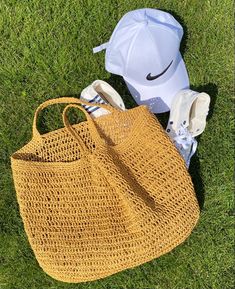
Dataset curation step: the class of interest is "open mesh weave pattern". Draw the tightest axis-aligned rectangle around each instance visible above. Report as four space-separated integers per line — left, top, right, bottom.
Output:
11 97 199 283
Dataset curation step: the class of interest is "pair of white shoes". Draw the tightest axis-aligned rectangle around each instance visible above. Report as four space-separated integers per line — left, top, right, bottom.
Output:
80 81 210 168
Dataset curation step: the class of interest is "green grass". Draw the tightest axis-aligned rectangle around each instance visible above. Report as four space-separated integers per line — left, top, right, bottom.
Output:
0 0 234 288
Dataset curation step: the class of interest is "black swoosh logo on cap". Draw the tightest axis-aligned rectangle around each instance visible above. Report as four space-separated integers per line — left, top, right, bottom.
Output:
146 60 173 81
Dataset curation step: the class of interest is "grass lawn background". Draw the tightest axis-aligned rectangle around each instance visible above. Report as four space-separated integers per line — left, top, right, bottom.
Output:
0 0 234 289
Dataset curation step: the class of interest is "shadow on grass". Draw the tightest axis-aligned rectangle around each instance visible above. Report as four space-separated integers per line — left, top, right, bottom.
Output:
161 10 189 57
189 83 218 209
165 10 219 208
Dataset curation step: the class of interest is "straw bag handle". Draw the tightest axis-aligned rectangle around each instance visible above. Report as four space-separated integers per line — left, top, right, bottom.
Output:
32 97 117 151
62 103 107 153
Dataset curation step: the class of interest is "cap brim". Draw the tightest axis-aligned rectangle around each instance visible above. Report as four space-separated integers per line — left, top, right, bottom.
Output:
124 53 189 113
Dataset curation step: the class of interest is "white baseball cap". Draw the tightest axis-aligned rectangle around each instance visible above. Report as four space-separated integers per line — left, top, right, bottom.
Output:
93 8 189 113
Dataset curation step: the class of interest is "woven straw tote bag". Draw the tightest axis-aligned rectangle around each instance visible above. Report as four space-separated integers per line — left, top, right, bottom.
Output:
11 97 199 283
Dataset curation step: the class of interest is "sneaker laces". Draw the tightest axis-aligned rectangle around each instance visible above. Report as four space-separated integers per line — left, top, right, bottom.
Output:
173 126 196 151
173 126 197 167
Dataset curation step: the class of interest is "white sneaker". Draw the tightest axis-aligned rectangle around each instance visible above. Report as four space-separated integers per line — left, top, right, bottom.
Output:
80 80 125 118
166 89 210 167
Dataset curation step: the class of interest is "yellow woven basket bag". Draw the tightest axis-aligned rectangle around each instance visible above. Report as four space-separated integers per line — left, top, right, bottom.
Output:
11 97 199 283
